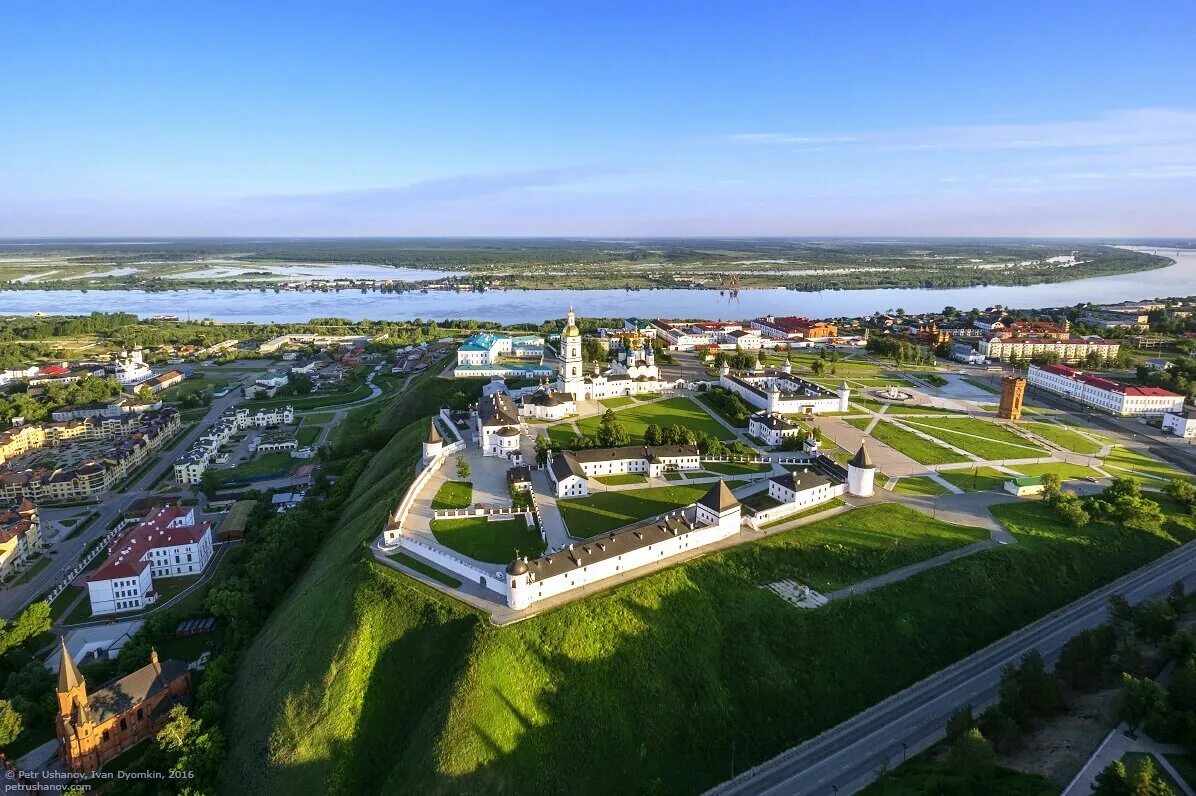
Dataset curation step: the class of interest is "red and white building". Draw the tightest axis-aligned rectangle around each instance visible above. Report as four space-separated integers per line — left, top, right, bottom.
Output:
1027 364 1186 417
86 506 214 616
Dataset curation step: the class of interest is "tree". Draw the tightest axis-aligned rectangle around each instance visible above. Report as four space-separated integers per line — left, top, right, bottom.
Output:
597 410 630 447
0 699 22 747
1057 626 1115 690
1120 673 1165 733
1134 600 1178 644
643 423 662 446
156 704 224 788
456 457 471 481
136 384 154 400
945 705 974 741
200 469 221 499
1170 580 1187 611
290 372 314 394
1166 630 1196 662
1164 479 1196 510
949 728 995 781
1128 755 1174 796
1168 657 1196 714
534 435 551 467
1092 760 1132 796
1040 472 1062 499
0 601 51 656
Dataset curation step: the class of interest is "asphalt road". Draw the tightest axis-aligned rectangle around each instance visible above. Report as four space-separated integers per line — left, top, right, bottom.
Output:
0 392 243 620
709 541 1196 796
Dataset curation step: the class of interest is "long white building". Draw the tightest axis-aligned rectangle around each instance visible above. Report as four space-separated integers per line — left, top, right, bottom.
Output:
504 481 742 610
547 444 701 497
719 361 849 416
86 506 214 616
1027 364 1185 416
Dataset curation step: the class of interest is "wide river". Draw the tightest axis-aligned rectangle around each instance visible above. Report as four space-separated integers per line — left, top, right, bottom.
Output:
0 248 1192 324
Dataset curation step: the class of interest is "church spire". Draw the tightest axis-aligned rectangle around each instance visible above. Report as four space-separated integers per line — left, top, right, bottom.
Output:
57 636 84 694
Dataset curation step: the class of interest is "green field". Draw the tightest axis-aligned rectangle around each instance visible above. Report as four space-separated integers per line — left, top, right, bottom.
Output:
899 417 1048 461
594 473 648 486
218 451 293 482
296 426 321 447
159 375 234 402
1104 446 1192 485
301 411 337 425
891 476 950 497
546 422 579 448
1011 461 1104 481
938 466 1011 492
882 403 965 416
573 397 735 443
431 480 473 510
848 418 970 466
388 552 463 588
222 416 1196 796
430 515 542 564
758 497 846 529
557 483 713 537
599 396 635 409
1020 420 1103 455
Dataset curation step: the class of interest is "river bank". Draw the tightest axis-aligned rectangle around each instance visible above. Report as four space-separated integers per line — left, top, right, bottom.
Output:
0 249 1190 324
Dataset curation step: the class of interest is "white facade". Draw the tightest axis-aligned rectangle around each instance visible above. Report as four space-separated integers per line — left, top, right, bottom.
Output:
719 365 847 416
748 413 803 447
111 349 153 385
505 483 742 610
87 506 214 616
1027 364 1185 417
1163 409 1196 439
174 405 295 484
456 332 545 367
979 336 1120 363
846 444 876 497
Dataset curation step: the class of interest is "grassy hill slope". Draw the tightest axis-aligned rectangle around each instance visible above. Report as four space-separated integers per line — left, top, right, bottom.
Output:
223 451 1196 796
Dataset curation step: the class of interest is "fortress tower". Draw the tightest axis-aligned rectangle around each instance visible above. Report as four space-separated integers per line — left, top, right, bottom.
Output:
847 442 876 497
422 419 444 464
837 381 851 413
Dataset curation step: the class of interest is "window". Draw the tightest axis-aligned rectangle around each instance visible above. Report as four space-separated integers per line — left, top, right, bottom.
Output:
119 718 127 732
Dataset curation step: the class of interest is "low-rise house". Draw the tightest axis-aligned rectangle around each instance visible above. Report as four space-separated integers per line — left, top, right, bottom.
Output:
1004 476 1045 497
1163 408 1196 439
748 412 803 447
0 500 40 578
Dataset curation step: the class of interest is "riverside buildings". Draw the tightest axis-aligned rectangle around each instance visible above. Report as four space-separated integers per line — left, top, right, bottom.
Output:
1027 364 1185 416
173 406 294 484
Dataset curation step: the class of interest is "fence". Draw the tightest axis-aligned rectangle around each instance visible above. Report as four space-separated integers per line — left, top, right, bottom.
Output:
396 537 507 597
43 525 125 606
432 506 534 524
384 438 465 544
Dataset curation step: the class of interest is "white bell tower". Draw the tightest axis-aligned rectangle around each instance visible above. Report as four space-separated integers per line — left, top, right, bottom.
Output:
558 306 586 400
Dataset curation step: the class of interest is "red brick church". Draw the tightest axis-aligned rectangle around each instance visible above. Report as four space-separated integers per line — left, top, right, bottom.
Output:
55 637 192 772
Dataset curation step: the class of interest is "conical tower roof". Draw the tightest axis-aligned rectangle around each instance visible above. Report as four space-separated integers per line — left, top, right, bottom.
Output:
699 481 739 513
425 419 443 444
849 442 874 469
57 636 84 693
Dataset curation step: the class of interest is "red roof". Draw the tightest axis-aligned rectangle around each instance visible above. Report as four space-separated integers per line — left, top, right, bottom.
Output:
88 506 210 582
38 365 69 376
1036 364 1181 398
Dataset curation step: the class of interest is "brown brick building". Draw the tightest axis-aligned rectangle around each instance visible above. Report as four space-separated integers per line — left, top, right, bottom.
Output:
55 637 192 772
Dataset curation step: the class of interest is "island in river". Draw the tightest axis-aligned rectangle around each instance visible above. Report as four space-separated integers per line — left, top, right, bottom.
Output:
0 238 1180 294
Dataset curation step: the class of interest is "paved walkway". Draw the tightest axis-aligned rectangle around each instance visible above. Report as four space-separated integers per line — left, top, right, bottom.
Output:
826 539 999 601
1063 724 1194 795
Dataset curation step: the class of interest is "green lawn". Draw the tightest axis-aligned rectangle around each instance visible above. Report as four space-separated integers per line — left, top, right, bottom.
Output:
301 411 337 425
1165 754 1196 791
388 551 463 588
1011 461 1104 481
663 472 684 481
1020 420 1103 455
899 417 1048 461
296 426 321 447
222 416 1196 796
848 418 970 465
595 474 648 486
702 460 772 475
632 393 661 401
938 466 1011 492
159 376 233 403
758 497 846 528
8 555 52 585
430 515 543 563
599 397 636 409
574 397 736 442
247 381 373 410
546 422 579 448
1104 446 1192 485
218 451 293 482
557 483 713 537
892 476 950 497
863 759 1055 795
882 403 965 416
431 481 473 510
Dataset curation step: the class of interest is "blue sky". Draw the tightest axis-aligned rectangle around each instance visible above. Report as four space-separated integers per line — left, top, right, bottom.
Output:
2 1 1195 236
